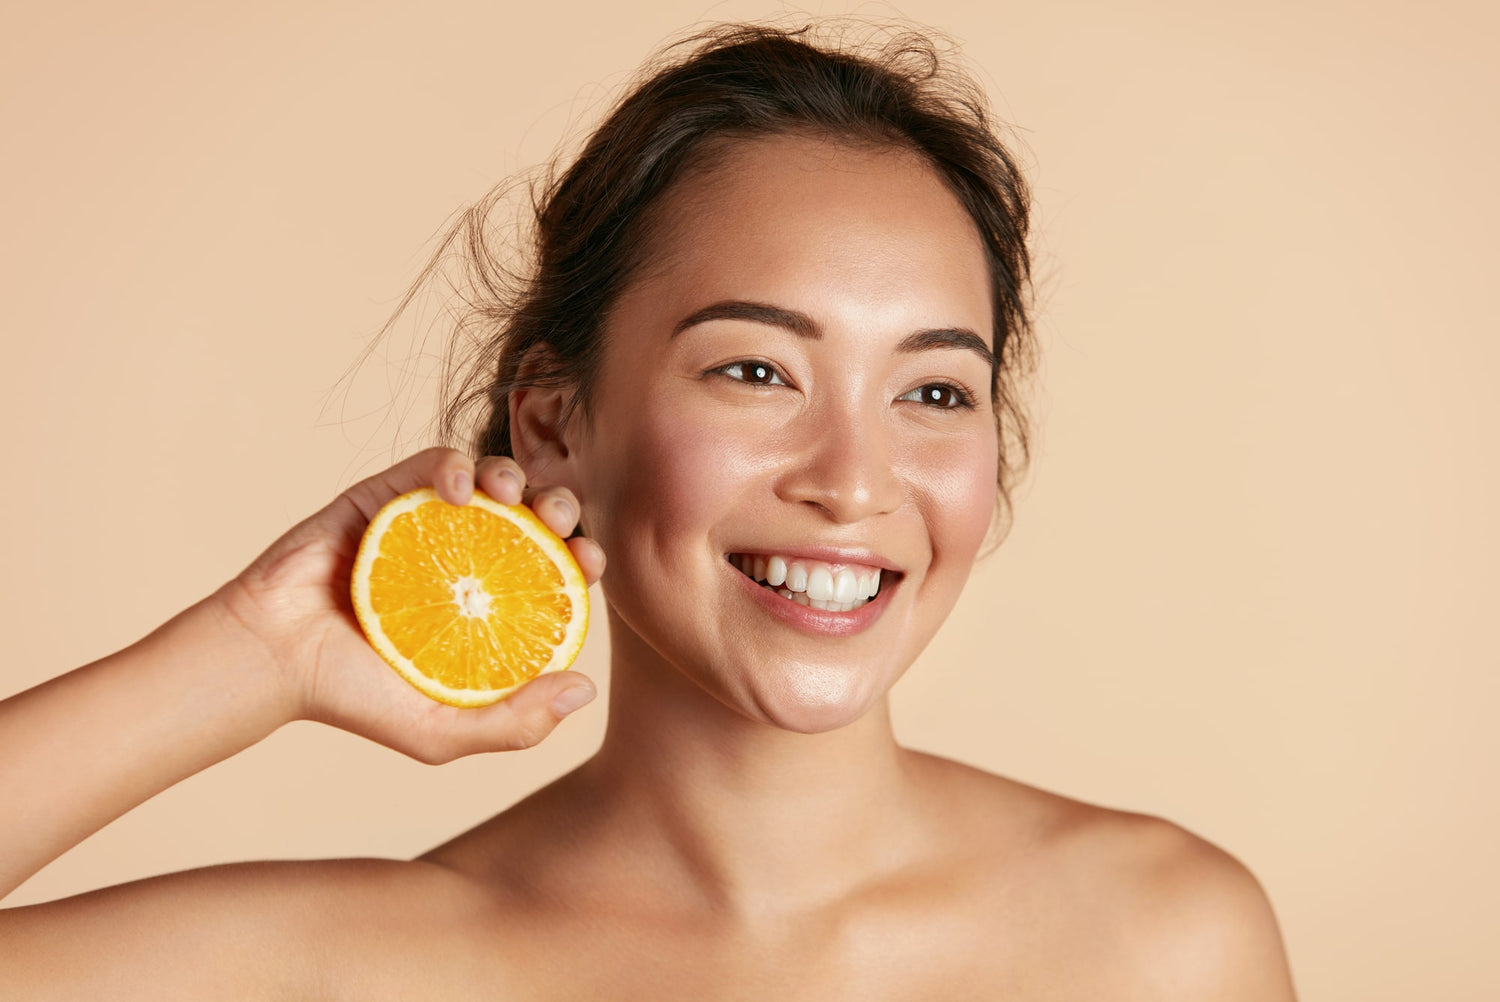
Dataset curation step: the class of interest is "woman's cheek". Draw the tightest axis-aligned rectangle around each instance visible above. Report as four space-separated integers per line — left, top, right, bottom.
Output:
909 429 1000 557
610 399 779 546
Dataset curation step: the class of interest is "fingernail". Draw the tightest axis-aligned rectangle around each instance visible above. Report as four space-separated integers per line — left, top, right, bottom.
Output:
553 497 576 523
551 683 595 717
498 469 522 501
453 470 471 498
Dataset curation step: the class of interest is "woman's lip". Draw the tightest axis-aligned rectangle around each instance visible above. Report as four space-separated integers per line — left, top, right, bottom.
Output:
728 559 897 637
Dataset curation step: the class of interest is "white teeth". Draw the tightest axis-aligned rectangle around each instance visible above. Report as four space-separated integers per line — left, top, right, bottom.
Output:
806 566 834 602
766 555 788 587
735 553 890 612
834 569 858 604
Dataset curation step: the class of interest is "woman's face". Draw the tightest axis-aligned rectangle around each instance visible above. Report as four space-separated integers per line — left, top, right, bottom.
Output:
564 133 999 733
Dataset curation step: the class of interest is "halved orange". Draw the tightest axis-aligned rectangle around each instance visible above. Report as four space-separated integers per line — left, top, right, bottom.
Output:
350 487 589 707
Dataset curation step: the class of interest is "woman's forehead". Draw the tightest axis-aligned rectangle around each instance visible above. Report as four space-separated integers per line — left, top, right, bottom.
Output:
622 133 994 343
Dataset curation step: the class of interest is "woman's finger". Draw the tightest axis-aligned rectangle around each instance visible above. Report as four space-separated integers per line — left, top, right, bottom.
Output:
342 447 474 519
567 536 606 586
415 670 597 760
475 455 527 506
525 486 581 539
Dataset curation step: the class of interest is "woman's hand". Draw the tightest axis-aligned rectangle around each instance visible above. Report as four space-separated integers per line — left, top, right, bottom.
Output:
215 447 605 764
0 447 601 901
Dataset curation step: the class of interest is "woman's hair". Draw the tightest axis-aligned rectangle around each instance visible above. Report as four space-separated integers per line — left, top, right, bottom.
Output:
427 21 1036 517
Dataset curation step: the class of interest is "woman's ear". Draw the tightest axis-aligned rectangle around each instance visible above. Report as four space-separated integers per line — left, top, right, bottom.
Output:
507 348 579 484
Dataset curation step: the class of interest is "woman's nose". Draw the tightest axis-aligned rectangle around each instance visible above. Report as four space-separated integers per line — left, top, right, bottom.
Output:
775 404 904 523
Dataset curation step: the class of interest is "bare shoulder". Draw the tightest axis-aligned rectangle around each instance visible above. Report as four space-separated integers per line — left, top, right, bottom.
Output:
912 754 1298 1000
0 856 499 1000
1069 808 1298 999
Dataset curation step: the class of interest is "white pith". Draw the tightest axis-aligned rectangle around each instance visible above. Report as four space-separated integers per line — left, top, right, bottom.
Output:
451 575 493 618
728 553 886 613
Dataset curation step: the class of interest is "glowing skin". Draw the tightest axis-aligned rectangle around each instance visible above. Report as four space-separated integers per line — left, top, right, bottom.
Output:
543 134 999 734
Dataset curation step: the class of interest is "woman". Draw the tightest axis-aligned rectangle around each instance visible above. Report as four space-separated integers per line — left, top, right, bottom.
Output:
0 23 1296 998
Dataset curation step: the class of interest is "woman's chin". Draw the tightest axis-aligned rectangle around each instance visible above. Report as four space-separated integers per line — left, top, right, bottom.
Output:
741 667 887 734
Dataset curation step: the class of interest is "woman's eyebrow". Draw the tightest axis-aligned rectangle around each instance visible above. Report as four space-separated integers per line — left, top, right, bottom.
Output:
895 328 995 368
672 300 820 338
672 299 994 367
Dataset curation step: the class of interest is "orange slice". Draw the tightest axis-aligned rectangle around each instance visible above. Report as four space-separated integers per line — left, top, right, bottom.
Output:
350 487 589 707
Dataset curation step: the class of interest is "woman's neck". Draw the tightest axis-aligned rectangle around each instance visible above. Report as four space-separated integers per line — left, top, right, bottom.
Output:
572 620 930 920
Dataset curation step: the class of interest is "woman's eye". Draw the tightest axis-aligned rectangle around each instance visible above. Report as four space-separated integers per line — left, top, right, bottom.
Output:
899 383 976 409
716 361 786 386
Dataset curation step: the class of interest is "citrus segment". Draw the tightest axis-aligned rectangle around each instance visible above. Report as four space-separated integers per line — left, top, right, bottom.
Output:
350 487 589 706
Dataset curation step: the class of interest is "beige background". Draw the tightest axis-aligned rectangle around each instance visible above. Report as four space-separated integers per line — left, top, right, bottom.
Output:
2 0 1496 996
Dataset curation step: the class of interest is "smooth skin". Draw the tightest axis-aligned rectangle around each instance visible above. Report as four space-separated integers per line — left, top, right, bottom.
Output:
0 134 1297 999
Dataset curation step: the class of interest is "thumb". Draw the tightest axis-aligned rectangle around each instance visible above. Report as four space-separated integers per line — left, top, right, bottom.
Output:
439 671 597 756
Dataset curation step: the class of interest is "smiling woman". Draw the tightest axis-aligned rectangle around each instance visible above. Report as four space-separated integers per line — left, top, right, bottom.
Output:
0 21 1297 1000
556 134 1001 735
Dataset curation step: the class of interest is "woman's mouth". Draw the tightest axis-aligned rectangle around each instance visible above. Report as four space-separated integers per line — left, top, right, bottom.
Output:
726 553 891 613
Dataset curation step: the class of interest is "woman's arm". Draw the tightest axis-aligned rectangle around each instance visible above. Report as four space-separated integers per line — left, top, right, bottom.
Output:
0 590 290 900
0 448 601 992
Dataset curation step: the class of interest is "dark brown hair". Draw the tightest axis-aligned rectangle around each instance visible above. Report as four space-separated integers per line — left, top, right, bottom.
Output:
429 21 1035 515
